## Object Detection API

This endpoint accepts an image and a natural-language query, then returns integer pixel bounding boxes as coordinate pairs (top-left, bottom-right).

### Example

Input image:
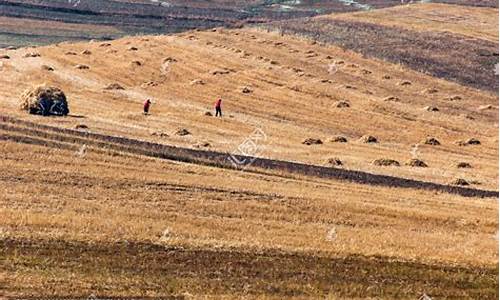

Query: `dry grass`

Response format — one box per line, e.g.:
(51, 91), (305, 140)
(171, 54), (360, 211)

(0, 140), (498, 297)
(0, 10), (498, 297)
(0, 27), (497, 189)
(332, 3), (499, 43)
(266, 4), (498, 92)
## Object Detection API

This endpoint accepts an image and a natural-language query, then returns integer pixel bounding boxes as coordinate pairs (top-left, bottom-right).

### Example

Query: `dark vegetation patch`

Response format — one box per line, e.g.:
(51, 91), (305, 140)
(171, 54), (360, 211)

(264, 19), (499, 92)
(2, 238), (498, 298)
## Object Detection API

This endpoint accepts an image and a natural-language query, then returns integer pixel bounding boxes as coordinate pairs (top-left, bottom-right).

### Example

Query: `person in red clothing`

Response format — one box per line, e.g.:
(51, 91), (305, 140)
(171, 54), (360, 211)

(214, 98), (222, 117)
(143, 99), (152, 115)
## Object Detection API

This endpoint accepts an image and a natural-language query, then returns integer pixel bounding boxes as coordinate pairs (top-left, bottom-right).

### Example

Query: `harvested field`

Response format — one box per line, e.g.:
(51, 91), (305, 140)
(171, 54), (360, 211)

(0, 27), (496, 189)
(0, 14), (498, 297)
(265, 3), (499, 92)
(1, 131), (498, 298)
(0, 115), (496, 198)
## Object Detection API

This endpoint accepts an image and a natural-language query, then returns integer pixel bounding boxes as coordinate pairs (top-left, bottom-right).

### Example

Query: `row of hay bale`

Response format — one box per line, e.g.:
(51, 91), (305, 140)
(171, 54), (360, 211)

(304, 135), (481, 147)
(325, 157), (477, 186)
(326, 156), (472, 169)
(303, 135), (378, 145)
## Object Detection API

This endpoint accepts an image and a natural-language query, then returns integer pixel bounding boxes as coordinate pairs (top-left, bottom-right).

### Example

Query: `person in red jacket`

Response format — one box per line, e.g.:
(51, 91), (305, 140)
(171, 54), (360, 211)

(143, 99), (152, 115)
(215, 98), (222, 117)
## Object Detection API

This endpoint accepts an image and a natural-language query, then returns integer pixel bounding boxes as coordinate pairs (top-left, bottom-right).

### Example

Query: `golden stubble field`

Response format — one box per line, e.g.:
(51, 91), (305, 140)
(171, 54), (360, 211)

(0, 3), (498, 299)
(0, 15), (498, 189)
(0, 139), (498, 298)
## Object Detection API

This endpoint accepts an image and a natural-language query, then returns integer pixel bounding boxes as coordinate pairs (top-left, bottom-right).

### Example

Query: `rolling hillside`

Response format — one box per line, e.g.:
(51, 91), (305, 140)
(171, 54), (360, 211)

(0, 0), (498, 48)
(0, 2), (498, 299)
(266, 3), (499, 92)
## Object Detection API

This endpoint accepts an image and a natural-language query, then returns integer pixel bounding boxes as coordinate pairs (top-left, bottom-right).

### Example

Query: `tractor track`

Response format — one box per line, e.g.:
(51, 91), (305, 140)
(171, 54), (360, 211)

(0, 115), (498, 198)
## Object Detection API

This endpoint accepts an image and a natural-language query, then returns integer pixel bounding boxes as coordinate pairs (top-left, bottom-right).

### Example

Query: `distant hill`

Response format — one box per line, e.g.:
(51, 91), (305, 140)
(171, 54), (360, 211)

(1, 0), (497, 48)
(264, 3), (499, 92)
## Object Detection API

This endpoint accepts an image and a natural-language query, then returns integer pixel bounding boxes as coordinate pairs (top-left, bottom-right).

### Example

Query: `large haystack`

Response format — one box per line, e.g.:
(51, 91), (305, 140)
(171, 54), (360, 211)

(20, 85), (69, 116)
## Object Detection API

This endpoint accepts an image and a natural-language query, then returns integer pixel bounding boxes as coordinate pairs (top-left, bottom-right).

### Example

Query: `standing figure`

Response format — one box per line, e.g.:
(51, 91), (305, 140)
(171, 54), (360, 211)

(144, 99), (152, 115)
(215, 98), (222, 117)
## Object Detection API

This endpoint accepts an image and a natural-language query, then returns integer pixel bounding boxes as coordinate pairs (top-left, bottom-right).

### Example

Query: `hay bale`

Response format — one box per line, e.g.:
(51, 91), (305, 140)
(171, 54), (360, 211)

(327, 158), (343, 167)
(451, 178), (469, 186)
(424, 106), (439, 112)
(457, 162), (472, 168)
(302, 138), (323, 145)
(176, 129), (191, 136)
(141, 81), (158, 88)
(19, 85), (69, 116)
(383, 96), (400, 102)
(373, 159), (400, 167)
(75, 124), (88, 130)
(0, 55), (10, 59)
(478, 104), (492, 110)
(163, 57), (177, 64)
(406, 159), (428, 168)
(360, 135), (378, 143)
(193, 142), (211, 148)
(24, 52), (41, 58)
(81, 50), (92, 55)
(241, 87), (253, 94)
(447, 95), (462, 101)
(75, 64), (89, 70)
(330, 135), (348, 143)
(191, 79), (205, 85)
(466, 138), (481, 145)
(423, 137), (440, 146)
(211, 68), (231, 75)
(457, 138), (481, 146)
(398, 80), (412, 86)
(151, 132), (169, 137)
(104, 83), (125, 90)
(335, 101), (350, 108)
(422, 88), (438, 94)
(41, 65), (54, 71)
